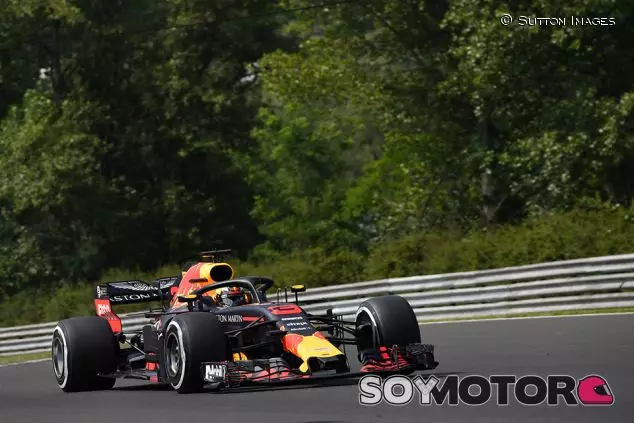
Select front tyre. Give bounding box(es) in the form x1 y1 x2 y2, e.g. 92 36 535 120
52 316 117 392
355 295 421 352
164 312 228 394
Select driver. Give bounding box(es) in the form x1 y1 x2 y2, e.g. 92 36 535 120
216 286 251 307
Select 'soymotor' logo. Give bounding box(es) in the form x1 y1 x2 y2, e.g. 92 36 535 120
359 374 615 406
576 375 614 405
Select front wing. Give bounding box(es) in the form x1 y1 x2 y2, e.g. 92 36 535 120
201 343 438 390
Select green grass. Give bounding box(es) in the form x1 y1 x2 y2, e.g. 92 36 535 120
0 342 130 365
417 307 634 323
0 351 50 365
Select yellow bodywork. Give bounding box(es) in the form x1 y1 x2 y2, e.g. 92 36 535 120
293 334 344 373
233 352 248 361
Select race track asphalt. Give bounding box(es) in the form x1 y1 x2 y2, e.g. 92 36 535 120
1 313 632 423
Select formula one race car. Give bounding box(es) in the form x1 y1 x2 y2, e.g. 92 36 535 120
51 250 438 393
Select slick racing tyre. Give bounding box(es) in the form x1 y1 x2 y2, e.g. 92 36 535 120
355 295 421 352
164 312 228 393
52 316 118 392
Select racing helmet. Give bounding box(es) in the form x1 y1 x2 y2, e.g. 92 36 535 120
216 286 252 306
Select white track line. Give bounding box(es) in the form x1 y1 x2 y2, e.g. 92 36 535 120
419 311 634 325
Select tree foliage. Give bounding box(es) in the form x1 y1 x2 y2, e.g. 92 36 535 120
0 0 632 300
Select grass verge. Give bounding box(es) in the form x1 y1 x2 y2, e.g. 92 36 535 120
0 342 129 366
0 351 49 365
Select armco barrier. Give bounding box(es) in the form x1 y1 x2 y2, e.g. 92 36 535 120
1 254 634 357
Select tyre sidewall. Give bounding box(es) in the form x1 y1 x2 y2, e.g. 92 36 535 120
52 325 71 389
164 312 228 393
165 319 188 391
356 295 421 349
52 317 117 392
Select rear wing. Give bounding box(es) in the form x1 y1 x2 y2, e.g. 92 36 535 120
94 276 181 334
94 276 180 305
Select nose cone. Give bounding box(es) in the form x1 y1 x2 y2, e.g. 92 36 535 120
283 333 343 373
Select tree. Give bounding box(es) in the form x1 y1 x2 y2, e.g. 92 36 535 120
0 85 107 293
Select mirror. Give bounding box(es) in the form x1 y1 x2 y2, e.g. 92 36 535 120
290 284 306 293
290 284 305 304
177 294 197 311
177 294 197 302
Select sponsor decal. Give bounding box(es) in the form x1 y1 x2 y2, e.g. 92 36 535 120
217 314 244 323
359 374 615 406
94 299 122 332
281 318 312 332
111 293 158 302
285 322 312 329
109 281 156 291
204 364 227 382
155 277 179 289
97 303 111 315
96 285 108 298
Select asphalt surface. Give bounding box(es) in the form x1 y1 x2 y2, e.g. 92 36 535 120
1 313 632 423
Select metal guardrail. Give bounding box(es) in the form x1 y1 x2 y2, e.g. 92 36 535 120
1 254 634 357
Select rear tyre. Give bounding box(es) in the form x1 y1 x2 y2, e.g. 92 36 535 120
164 312 228 393
52 316 118 392
355 295 421 352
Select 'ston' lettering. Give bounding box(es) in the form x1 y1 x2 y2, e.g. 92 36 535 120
112 293 155 302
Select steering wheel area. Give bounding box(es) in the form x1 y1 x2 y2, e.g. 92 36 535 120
173 277 275 312
193 279 270 304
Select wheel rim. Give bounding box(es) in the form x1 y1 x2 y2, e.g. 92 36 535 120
355 312 378 350
165 332 181 379
52 336 65 379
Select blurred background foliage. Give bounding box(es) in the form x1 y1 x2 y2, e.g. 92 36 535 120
0 0 633 324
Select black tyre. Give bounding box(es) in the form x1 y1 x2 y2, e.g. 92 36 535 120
52 316 118 392
355 295 421 352
164 312 228 393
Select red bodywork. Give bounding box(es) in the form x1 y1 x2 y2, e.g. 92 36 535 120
359 346 413 373
94 298 122 334
169 262 235 308
268 304 302 315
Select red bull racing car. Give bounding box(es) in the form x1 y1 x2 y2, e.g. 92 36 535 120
51 250 439 393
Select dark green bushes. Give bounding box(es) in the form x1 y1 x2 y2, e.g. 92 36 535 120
1 203 632 327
